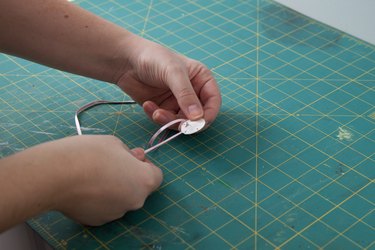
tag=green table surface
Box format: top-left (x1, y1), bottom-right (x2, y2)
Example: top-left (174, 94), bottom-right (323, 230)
top-left (0, 0), bottom-right (374, 249)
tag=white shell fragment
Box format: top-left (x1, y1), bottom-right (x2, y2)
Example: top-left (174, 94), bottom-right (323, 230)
top-left (180, 119), bottom-right (206, 135)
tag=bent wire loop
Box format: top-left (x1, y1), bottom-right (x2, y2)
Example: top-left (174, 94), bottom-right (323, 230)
top-left (144, 119), bottom-right (186, 154)
top-left (75, 100), bottom-right (188, 154)
top-left (75, 100), bottom-right (136, 135)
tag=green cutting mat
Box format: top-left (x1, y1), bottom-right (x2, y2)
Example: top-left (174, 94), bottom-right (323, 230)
top-left (0, 0), bottom-right (374, 249)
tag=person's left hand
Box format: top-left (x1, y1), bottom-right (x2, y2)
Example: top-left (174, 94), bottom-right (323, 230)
top-left (116, 35), bottom-right (221, 127)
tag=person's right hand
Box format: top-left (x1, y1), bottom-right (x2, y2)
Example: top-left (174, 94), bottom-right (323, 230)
top-left (116, 35), bottom-right (221, 128)
top-left (0, 135), bottom-right (162, 230)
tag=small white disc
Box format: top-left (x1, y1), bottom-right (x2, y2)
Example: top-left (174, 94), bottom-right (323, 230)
top-left (180, 119), bottom-right (206, 135)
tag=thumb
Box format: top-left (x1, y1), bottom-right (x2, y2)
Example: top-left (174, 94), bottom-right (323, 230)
top-left (167, 68), bottom-right (203, 120)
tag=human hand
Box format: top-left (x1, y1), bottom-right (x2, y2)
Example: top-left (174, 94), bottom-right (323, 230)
top-left (0, 135), bottom-right (162, 229)
top-left (116, 36), bottom-right (221, 127)
top-left (1, 0), bottom-right (220, 127)
top-left (48, 135), bottom-right (162, 226)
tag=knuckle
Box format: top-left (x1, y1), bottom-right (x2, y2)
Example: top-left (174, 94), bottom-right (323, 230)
top-left (142, 169), bottom-right (163, 191)
top-left (130, 197), bottom-right (146, 210)
top-left (142, 175), bottom-right (155, 190)
top-left (166, 62), bottom-right (184, 71)
top-left (165, 59), bottom-right (186, 75)
top-left (177, 87), bottom-right (196, 99)
top-left (114, 211), bottom-right (127, 220)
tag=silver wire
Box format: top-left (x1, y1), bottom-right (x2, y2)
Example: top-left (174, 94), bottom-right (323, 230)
top-left (75, 100), bottom-right (136, 135)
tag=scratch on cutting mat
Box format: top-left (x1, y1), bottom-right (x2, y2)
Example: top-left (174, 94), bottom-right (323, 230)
top-left (369, 112), bottom-right (375, 120)
top-left (2, 122), bottom-right (106, 133)
top-left (273, 229), bottom-right (289, 244)
top-left (127, 224), bottom-right (186, 248)
top-left (71, 99), bottom-right (86, 106)
top-left (30, 130), bottom-right (58, 136)
top-left (285, 212), bottom-right (296, 225)
top-left (0, 122), bottom-right (19, 128)
top-left (337, 127), bottom-right (353, 141)
top-left (201, 205), bottom-right (217, 212)
top-left (0, 141), bottom-right (25, 153)
top-left (323, 163), bottom-right (345, 176)
top-left (68, 126), bottom-right (106, 133)
top-left (129, 226), bottom-right (163, 242)
top-left (155, 218), bottom-right (189, 237)
top-left (143, 244), bottom-right (162, 250)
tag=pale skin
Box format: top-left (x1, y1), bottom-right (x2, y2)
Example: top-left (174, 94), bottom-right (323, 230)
top-left (0, 0), bottom-right (221, 232)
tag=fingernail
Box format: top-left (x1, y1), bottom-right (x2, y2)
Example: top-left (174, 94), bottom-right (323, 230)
top-left (132, 148), bottom-right (145, 160)
top-left (188, 104), bottom-right (203, 119)
top-left (131, 149), bottom-right (141, 158)
top-left (153, 111), bottom-right (168, 123)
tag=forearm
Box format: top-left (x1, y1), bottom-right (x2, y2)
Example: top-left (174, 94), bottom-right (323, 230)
top-left (0, 146), bottom-right (64, 232)
top-left (0, 135), bottom-right (163, 231)
top-left (0, 0), bottom-right (134, 83)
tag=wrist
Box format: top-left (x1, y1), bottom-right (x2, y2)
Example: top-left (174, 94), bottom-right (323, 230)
top-left (111, 33), bottom-right (142, 84)
top-left (0, 144), bottom-right (64, 231)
